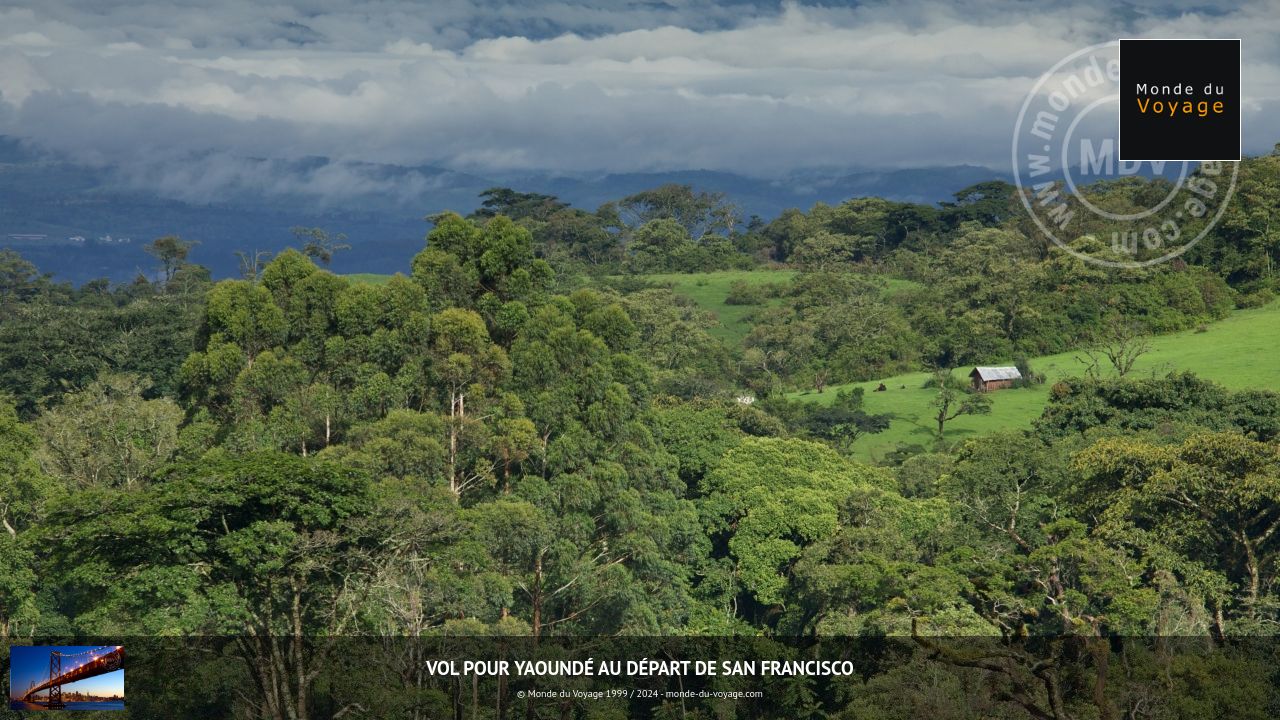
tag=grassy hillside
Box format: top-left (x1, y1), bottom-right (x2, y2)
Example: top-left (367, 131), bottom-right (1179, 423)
top-left (639, 270), bottom-right (796, 343)
top-left (349, 269), bottom-right (796, 342)
top-left (792, 300), bottom-right (1280, 463)
top-left (351, 268), bottom-right (924, 345)
top-left (639, 270), bottom-right (920, 344)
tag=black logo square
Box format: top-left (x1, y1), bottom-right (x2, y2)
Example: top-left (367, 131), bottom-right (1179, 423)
top-left (1119, 39), bottom-right (1240, 161)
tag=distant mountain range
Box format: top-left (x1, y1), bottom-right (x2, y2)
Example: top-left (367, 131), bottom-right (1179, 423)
top-left (0, 136), bottom-right (1006, 283)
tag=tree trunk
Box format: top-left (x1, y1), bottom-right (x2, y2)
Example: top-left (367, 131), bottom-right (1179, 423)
top-left (531, 552), bottom-right (544, 639)
top-left (448, 391), bottom-right (465, 498)
top-left (1088, 638), bottom-right (1117, 720)
top-left (453, 675), bottom-right (464, 720)
top-left (291, 583), bottom-right (308, 720)
top-left (1242, 533), bottom-right (1261, 611)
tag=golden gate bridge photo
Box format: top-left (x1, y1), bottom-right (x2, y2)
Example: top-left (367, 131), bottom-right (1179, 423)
top-left (8, 646), bottom-right (124, 711)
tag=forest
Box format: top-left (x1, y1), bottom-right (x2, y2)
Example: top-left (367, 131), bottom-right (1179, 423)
top-left (3, 150), bottom-right (1280, 719)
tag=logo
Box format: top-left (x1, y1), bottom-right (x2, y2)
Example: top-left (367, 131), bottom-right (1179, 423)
top-left (1012, 41), bottom-right (1238, 268)
top-left (1119, 39), bottom-right (1241, 162)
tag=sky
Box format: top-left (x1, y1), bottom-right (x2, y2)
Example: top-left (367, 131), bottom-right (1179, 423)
top-left (1, 0), bottom-right (1278, 199)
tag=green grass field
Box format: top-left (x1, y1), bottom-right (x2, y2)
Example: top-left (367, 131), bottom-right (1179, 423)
top-left (346, 269), bottom-right (795, 342)
top-left (352, 268), bottom-right (915, 345)
top-left (348, 269), bottom-right (794, 342)
top-left (639, 270), bottom-right (796, 343)
top-left (639, 270), bottom-right (919, 344)
top-left (792, 300), bottom-right (1280, 463)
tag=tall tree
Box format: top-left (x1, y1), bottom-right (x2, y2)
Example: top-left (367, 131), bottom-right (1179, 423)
top-left (201, 279), bottom-right (288, 363)
top-left (615, 184), bottom-right (738, 238)
top-left (428, 308), bottom-right (511, 499)
top-left (470, 187), bottom-right (568, 222)
top-left (47, 452), bottom-right (375, 720)
top-left (700, 437), bottom-right (894, 611)
top-left (1077, 432), bottom-right (1280, 631)
top-left (36, 374), bottom-right (183, 489)
top-left (0, 398), bottom-right (50, 538)
top-left (0, 249), bottom-right (45, 307)
top-left (291, 227), bottom-right (351, 267)
top-left (144, 235), bottom-right (198, 282)
top-left (413, 213), bottom-right (553, 313)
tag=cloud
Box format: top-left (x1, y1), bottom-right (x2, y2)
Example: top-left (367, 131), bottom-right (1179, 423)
top-left (111, 152), bottom-right (465, 207)
top-left (1, 0), bottom-right (1277, 203)
top-left (0, 47), bottom-right (54, 104)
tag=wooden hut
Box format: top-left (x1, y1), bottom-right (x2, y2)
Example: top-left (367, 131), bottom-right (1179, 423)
top-left (969, 366), bottom-right (1022, 392)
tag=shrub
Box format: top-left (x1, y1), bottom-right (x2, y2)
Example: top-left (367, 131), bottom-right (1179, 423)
top-left (1014, 356), bottom-right (1045, 387)
top-left (1238, 288), bottom-right (1276, 309)
top-left (725, 280), bottom-right (768, 306)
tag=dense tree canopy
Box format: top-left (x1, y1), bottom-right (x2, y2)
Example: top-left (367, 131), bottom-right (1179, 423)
top-left (4, 159), bottom-right (1280, 718)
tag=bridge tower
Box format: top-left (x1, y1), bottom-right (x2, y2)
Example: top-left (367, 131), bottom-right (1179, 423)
top-left (47, 652), bottom-right (64, 709)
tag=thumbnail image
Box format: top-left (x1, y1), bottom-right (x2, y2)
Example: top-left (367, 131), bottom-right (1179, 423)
top-left (8, 646), bottom-right (124, 712)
